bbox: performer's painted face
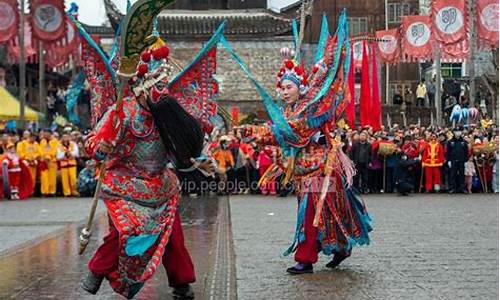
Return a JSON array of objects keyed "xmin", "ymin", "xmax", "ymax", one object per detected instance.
[
  {"xmin": 280, "ymin": 79, "xmax": 300, "ymax": 105},
  {"xmin": 149, "ymin": 77, "xmax": 170, "ymax": 103}
]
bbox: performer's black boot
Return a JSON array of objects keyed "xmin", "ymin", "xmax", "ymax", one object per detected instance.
[
  {"xmin": 326, "ymin": 252, "xmax": 351, "ymax": 269},
  {"xmin": 81, "ymin": 271, "xmax": 104, "ymax": 295},
  {"xmin": 286, "ymin": 263, "xmax": 313, "ymax": 274},
  {"xmin": 172, "ymin": 284, "xmax": 195, "ymax": 299}
]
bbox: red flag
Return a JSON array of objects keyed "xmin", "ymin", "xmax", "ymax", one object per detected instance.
[
  {"xmin": 346, "ymin": 45, "xmax": 356, "ymax": 129},
  {"xmin": 476, "ymin": 0, "xmax": 499, "ymax": 46},
  {"xmin": 45, "ymin": 16, "xmax": 80, "ymax": 68},
  {"xmin": 375, "ymin": 29, "xmax": 400, "ymax": 64},
  {"xmin": 29, "ymin": 0, "xmax": 66, "ymax": 42},
  {"xmin": 401, "ymin": 15, "xmax": 433, "ymax": 61},
  {"xmin": 0, "ymin": 0, "xmax": 19, "ymax": 43},
  {"xmin": 432, "ymin": 0, "xmax": 467, "ymax": 45},
  {"xmin": 442, "ymin": 37, "xmax": 470, "ymax": 61},
  {"xmin": 370, "ymin": 43, "xmax": 381, "ymax": 131},
  {"xmin": 359, "ymin": 41, "xmax": 371, "ymax": 128}
]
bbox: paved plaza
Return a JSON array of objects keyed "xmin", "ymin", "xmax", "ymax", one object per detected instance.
[{"xmin": 0, "ymin": 194, "xmax": 497, "ymax": 299}]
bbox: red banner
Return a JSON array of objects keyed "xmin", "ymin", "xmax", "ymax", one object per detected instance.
[
  {"xmin": 7, "ymin": 18, "xmax": 37, "ymax": 63},
  {"xmin": 477, "ymin": 0, "xmax": 499, "ymax": 46},
  {"xmin": 45, "ymin": 17, "xmax": 80, "ymax": 67},
  {"xmin": 30, "ymin": 0, "xmax": 65, "ymax": 42},
  {"xmin": 401, "ymin": 15, "xmax": 433, "ymax": 61},
  {"xmin": 0, "ymin": 0, "xmax": 18, "ymax": 43},
  {"xmin": 346, "ymin": 46, "xmax": 355, "ymax": 129},
  {"xmin": 442, "ymin": 37, "xmax": 470, "ymax": 61},
  {"xmin": 359, "ymin": 41, "xmax": 371, "ymax": 128},
  {"xmin": 370, "ymin": 43, "xmax": 381, "ymax": 131},
  {"xmin": 375, "ymin": 29, "xmax": 400, "ymax": 64},
  {"xmin": 432, "ymin": 0, "xmax": 467, "ymax": 45}
]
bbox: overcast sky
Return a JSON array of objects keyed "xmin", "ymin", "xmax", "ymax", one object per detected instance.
[{"xmin": 65, "ymin": 0, "xmax": 129, "ymax": 26}]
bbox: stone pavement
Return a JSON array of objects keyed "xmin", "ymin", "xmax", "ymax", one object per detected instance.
[
  {"xmin": 230, "ymin": 194, "xmax": 499, "ymax": 300},
  {"xmin": 0, "ymin": 197, "xmax": 107, "ymax": 256},
  {"xmin": 0, "ymin": 194, "xmax": 498, "ymax": 299},
  {"xmin": 0, "ymin": 196, "xmax": 222, "ymax": 300}
]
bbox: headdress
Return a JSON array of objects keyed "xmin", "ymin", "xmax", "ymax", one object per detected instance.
[
  {"xmin": 131, "ymin": 38, "xmax": 173, "ymax": 102},
  {"xmin": 275, "ymin": 47, "xmax": 309, "ymax": 95}
]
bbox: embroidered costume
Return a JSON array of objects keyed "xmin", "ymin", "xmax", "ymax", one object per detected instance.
[{"xmin": 244, "ymin": 10, "xmax": 372, "ymax": 273}]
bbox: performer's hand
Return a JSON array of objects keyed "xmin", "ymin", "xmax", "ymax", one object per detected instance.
[{"xmin": 98, "ymin": 141, "xmax": 114, "ymax": 154}]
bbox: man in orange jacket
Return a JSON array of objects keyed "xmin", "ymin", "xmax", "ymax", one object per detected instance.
[{"xmin": 422, "ymin": 133, "xmax": 445, "ymax": 192}]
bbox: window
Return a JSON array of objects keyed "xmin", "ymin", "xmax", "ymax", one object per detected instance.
[
  {"xmin": 388, "ymin": 3, "xmax": 411, "ymax": 24},
  {"xmin": 349, "ymin": 17, "xmax": 368, "ymax": 36},
  {"xmin": 441, "ymin": 63, "xmax": 463, "ymax": 78}
]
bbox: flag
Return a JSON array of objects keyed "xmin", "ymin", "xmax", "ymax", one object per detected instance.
[
  {"xmin": 370, "ymin": 43, "xmax": 381, "ymax": 131},
  {"xmin": 476, "ymin": 0, "xmax": 499, "ymax": 47},
  {"xmin": 0, "ymin": 0, "xmax": 19, "ymax": 43},
  {"xmin": 29, "ymin": 0, "xmax": 66, "ymax": 42},
  {"xmin": 432, "ymin": 0, "xmax": 467, "ymax": 45},
  {"xmin": 359, "ymin": 41, "xmax": 371, "ymax": 128},
  {"xmin": 401, "ymin": 15, "xmax": 433, "ymax": 61},
  {"xmin": 375, "ymin": 29, "xmax": 400, "ymax": 64}
]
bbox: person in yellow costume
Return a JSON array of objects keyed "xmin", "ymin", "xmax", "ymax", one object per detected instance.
[
  {"xmin": 57, "ymin": 133, "xmax": 79, "ymax": 197},
  {"xmin": 39, "ymin": 130, "xmax": 59, "ymax": 196},
  {"xmin": 16, "ymin": 131, "xmax": 40, "ymax": 189}
]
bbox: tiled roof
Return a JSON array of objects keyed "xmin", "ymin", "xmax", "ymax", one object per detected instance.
[{"xmin": 103, "ymin": 0, "xmax": 293, "ymax": 38}]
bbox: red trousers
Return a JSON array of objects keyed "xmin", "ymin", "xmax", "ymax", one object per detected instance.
[
  {"xmin": 295, "ymin": 197, "xmax": 319, "ymax": 264},
  {"xmin": 88, "ymin": 211, "xmax": 196, "ymax": 287},
  {"xmin": 425, "ymin": 166, "xmax": 441, "ymax": 192}
]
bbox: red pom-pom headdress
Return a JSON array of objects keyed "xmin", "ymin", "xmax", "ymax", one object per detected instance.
[
  {"xmin": 131, "ymin": 38, "xmax": 173, "ymax": 99},
  {"xmin": 276, "ymin": 47, "xmax": 309, "ymax": 95}
]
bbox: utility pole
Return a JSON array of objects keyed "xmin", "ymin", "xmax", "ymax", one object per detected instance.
[
  {"xmin": 384, "ymin": 0, "xmax": 390, "ymax": 104},
  {"xmin": 19, "ymin": 0, "xmax": 26, "ymax": 128},
  {"xmin": 39, "ymin": 41, "xmax": 45, "ymax": 127},
  {"xmin": 468, "ymin": 0, "xmax": 476, "ymax": 105},
  {"xmin": 435, "ymin": 45, "xmax": 442, "ymax": 127}
]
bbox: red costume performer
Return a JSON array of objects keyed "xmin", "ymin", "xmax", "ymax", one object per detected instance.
[
  {"xmin": 0, "ymin": 142, "xmax": 34, "ymax": 200},
  {"xmin": 80, "ymin": 24, "xmax": 219, "ymax": 297},
  {"xmin": 421, "ymin": 134, "xmax": 445, "ymax": 192}
]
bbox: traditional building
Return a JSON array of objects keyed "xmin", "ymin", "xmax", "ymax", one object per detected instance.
[{"xmin": 83, "ymin": 0, "xmax": 428, "ymax": 124}]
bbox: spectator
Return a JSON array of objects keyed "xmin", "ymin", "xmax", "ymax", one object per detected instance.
[
  {"xmin": 446, "ymin": 127, "xmax": 469, "ymax": 194},
  {"xmin": 78, "ymin": 160, "xmax": 98, "ymax": 197},
  {"xmin": 395, "ymin": 153, "xmax": 420, "ymax": 196},
  {"xmin": 421, "ymin": 133, "xmax": 445, "ymax": 193},
  {"xmin": 427, "ymin": 77, "xmax": 436, "ymax": 108},
  {"xmin": 464, "ymin": 156, "xmax": 476, "ymax": 194},
  {"xmin": 416, "ymin": 79, "xmax": 427, "ymax": 107},
  {"xmin": 212, "ymin": 136, "xmax": 235, "ymax": 195},
  {"xmin": 57, "ymin": 133, "xmax": 79, "ymax": 197},
  {"xmin": 350, "ymin": 131, "xmax": 371, "ymax": 194}
]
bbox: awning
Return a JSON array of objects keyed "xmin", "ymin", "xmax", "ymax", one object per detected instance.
[{"xmin": 0, "ymin": 87, "xmax": 40, "ymax": 121}]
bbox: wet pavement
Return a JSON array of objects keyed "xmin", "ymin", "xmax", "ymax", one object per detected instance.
[
  {"xmin": 230, "ymin": 194, "xmax": 499, "ymax": 300},
  {"xmin": 0, "ymin": 196, "xmax": 221, "ymax": 300}
]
